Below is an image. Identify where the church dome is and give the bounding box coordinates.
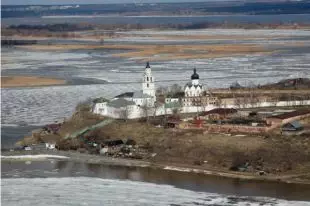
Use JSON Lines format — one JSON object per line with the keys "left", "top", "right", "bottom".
{"left": 191, "top": 68, "right": 199, "bottom": 80}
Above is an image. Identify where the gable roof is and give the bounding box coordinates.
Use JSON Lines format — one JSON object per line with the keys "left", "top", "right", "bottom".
{"left": 114, "top": 91, "right": 153, "bottom": 99}
{"left": 282, "top": 120, "right": 303, "bottom": 130}
{"left": 107, "top": 98, "right": 135, "bottom": 108}
{"left": 289, "top": 120, "right": 303, "bottom": 129}
{"left": 287, "top": 120, "right": 303, "bottom": 129}
{"left": 269, "top": 109, "right": 310, "bottom": 120}
{"left": 133, "top": 91, "right": 153, "bottom": 99}
{"left": 114, "top": 92, "right": 134, "bottom": 99}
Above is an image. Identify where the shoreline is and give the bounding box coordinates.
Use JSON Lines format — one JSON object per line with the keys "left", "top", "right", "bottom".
{"left": 2, "top": 150, "right": 310, "bottom": 186}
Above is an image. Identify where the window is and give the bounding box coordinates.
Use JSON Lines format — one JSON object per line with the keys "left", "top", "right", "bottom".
{"left": 147, "top": 83, "right": 149, "bottom": 88}
{"left": 147, "top": 77, "right": 149, "bottom": 81}
{"left": 150, "top": 77, "right": 152, "bottom": 82}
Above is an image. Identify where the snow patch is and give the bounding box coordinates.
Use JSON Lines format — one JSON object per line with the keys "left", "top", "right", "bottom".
{"left": 1, "top": 155, "right": 69, "bottom": 160}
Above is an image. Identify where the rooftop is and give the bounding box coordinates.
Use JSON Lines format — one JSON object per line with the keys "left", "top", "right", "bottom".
{"left": 269, "top": 109, "right": 310, "bottom": 120}
{"left": 107, "top": 98, "right": 135, "bottom": 108}
{"left": 282, "top": 120, "right": 303, "bottom": 130}
{"left": 114, "top": 92, "right": 134, "bottom": 99}
{"left": 133, "top": 91, "right": 153, "bottom": 99}
{"left": 114, "top": 91, "right": 153, "bottom": 99}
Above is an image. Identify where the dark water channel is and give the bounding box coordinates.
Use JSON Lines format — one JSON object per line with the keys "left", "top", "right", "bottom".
{"left": 2, "top": 160, "right": 310, "bottom": 201}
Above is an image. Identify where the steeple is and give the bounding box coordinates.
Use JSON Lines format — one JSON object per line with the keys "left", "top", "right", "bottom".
{"left": 142, "top": 62, "right": 156, "bottom": 99}
{"left": 146, "top": 62, "right": 150, "bottom": 68}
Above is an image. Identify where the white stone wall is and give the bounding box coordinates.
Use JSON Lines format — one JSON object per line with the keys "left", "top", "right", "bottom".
{"left": 133, "top": 97, "right": 155, "bottom": 107}
{"left": 225, "top": 100, "right": 310, "bottom": 109}
{"left": 93, "top": 100, "right": 310, "bottom": 119}
{"left": 92, "top": 102, "right": 108, "bottom": 116}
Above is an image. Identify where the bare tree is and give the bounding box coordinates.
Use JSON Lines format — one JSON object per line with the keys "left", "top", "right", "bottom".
{"left": 169, "top": 84, "right": 182, "bottom": 94}
{"left": 156, "top": 86, "right": 168, "bottom": 96}
{"left": 234, "top": 97, "right": 242, "bottom": 109}
{"left": 153, "top": 101, "right": 162, "bottom": 119}
{"left": 141, "top": 98, "right": 153, "bottom": 123}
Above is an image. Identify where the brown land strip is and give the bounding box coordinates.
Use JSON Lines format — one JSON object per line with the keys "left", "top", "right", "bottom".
{"left": 1, "top": 76, "right": 66, "bottom": 88}
{"left": 18, "top": 44, "right": 272, "bottom": 60}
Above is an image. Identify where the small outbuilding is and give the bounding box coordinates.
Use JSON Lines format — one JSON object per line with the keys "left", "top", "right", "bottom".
{"left": 282, "top": 120, "right": 304, "bottom": 132}
{"left": 266, "top": 109, "right": 310, "bottom": 126}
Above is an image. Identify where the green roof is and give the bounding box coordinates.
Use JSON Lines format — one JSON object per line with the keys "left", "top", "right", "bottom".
{"left": 165, "top": 102, "right": 181, "bottom": 109}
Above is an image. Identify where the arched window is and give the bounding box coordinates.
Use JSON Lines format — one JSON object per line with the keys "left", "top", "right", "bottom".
{"left": 150, "top": 77, "right": 152, "bottom": 82}
{"left": 147, "top": 77, "right": 149, "bottom": 81}
{"left": 147, "top": 83, "right": 149, "bottom": 88}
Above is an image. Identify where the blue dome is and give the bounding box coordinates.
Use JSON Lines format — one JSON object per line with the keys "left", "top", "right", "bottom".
{"left": 191, "top": 68, "right": 199, "bottom": 80}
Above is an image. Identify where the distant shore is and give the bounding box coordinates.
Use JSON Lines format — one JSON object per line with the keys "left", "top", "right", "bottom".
{"left": 2, "top": 150, "right": 310, "bottom": 186}
{"left": 1, "top": 76, "right": 67, "bottom": 88}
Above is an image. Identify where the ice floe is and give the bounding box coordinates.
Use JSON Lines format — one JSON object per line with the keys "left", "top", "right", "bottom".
{"left": 2, "top": 177, "right": 310, "bottom": 206}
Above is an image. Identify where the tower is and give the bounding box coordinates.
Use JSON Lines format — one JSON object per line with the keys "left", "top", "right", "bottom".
{"left": 142, "top": 62, "right": 156, "bottom": 98}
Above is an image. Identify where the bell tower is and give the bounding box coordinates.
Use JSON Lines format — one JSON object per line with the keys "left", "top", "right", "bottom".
{"left": 142, "top": 62, "right": 156, "bottom": 98}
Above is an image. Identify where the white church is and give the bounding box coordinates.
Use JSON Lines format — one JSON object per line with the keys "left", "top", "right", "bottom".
{"left": 93, "top": 62, "right": 218, "bottom": 119}
{"left": 93, "top": 62, "right": 157, "bottom": 119}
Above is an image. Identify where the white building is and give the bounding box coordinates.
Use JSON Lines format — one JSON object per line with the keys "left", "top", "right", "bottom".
{"left": 181, "top": 68, "right": 219, "bottom": 113}
{"left": 184, "top": 68, "right": 204, "bottom": 98}
{"left": 93, "top": 62, "right": 157, "bottom": 119}
{"left": 183, "top": 68, "right": 205, "bottom": 107}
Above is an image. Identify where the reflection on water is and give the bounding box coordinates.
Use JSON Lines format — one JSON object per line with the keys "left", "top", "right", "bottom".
{"left": 2, "top": 160, "right": 310, "bottom": 201}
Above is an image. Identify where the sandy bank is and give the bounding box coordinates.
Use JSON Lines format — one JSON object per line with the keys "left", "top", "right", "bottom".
{"left": 1, "top": 76, "right": 67, "bottom": 88}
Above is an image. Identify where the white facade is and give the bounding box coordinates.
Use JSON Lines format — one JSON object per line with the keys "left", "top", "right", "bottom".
{"left": 93, "top": 102, "right": 108, "bottom": 115}
{"left": 183, "top": 68, "right": 205, "bottom": 106}
{"left": 184, "top": 68, "right": 204, "bottom": 97}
